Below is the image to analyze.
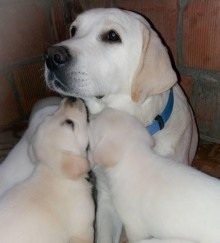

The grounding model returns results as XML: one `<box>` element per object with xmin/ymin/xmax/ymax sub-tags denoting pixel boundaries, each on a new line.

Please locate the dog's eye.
<box><xmin>64</xmin><ymin>119</ymin><xmax>75</xmax><ymax>130</ymax></box>
<box><xmin>101</xmin><ymin>30</ymin><xmax>121</xmax><ymax>43</ymax></box>
<box><xmin>70</xmin><ymin>26</ymin><xmax>77</xmax><ymax>37</ymax></box>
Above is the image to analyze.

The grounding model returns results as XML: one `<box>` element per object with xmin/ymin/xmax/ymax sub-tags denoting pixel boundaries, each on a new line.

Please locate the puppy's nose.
<box><xmin>44</xmin><ymin>46</ymin><xmax>70</xmax><ymax>71</ymax></box>
<box><xmin>66</xmin><ymin>97</ymin><xmax>77</xmax><ymax>104</ymax></box>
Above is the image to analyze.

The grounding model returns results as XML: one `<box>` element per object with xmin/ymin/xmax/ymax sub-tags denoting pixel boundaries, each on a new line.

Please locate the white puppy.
<box><xmin>44</xmin><ymin>8</ymin><xmax>198</xmax><ymax>242</ymax></box>
<box><xmin>0</xmin><ymin>97</ymin><xmax>61</xmax><ymax>196</ymax></box>
<box><xmin>0</xmin><ymin>98</ymin><xmax>94</xmax><ymax>243</ymax></box>
<box><xmin>89</xmin><ymin>108</ymin><xmax>220</xmax><ymax>243</ymax></box>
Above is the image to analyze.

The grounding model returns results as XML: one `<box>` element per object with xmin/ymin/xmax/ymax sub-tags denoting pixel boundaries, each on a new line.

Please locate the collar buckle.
<box><xmin>154</xmin><ymin>115</ymin><xmax>164</xmax><ymax>130</ymax></box>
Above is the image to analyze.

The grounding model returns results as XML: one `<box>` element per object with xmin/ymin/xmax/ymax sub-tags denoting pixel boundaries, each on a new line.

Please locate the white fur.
<box><xmin>44</xmin><ymin>8</ymin><xmax>198</xmax><ymax>243</ymax></box>
<box><xmin>0</xmin><ymin>97</ymin><xmax>62</xmax><ymax>196</ymax></box>
<box><xmin>89</xmin><ymin>108</ymin><xmax>220</xmax><ymax>243</ymax></box>
<box><xmin>0</xmin><ymin>98</ymin><xmax>94</xmax><ymax>243</ymax></box>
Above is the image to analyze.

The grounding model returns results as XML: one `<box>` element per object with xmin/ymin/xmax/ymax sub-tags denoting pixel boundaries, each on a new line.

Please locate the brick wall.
<box><xmin>0</xmin><ymin>0</ymin><xmax>68</xmax><ymax>128</ymax></box>
<box><xmin>0</xmin><ymin>0</ymin><xmax>220</xmax><ymax>143</ymax></box>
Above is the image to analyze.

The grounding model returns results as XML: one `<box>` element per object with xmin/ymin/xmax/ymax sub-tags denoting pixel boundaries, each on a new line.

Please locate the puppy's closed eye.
<box><xmin>63</xmin><ymin>119</ymin><xmax>75</xmax><ymax>130</ymax></box>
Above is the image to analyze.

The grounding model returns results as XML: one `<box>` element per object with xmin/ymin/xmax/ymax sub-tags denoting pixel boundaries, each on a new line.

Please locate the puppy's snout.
<box><xmin>61</xmin><ymin>98</ymin><xmax>86</xmax><ymax>113</ymax></box>
<box><xmin>66</xmin><ymin>97</ymin><xmax>77</xmax><ymax>103</ymax></box>
<box><xmin>65</xmin><ymin>97</ymin><xmax>77</xmax><ymax>107</ymax></box>
<box><xmin>45</xmin><ymin>46</ymin><xmax>70</xmax><ymax>71</ymax></box>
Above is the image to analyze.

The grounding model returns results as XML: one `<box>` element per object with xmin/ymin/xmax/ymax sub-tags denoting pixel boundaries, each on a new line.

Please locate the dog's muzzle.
<box><xmin>45</xmin><ymin>46</ymin><xmax>70</xmax><ymax>71</ymax></box>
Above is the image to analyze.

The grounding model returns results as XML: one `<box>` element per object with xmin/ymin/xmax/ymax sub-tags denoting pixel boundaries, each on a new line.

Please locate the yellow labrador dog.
<box><xmin>0</xmin><ymin>99</ymin><xmax>94</xmax><ymax>243</ymax></box>
<box><xmin>89</xmin><ymin>108</ymin><xmax>220</xmax><ymax>243</ymax></box>
<box><xmin>0</xmin><ymin>97</ymin><xmax>61</xmax><ymax>197</ymax></box>
<box><xmin>44</xmin><ymin>8</ymin><xmax>198</xmax><ymax>243</ymax></box>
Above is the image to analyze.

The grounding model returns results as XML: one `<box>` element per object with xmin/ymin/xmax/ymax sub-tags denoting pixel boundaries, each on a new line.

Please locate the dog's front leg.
<box><xmin>93</xmin><ymin>167</ymin><xmax>122</xmax><ymax>243</ymax></box>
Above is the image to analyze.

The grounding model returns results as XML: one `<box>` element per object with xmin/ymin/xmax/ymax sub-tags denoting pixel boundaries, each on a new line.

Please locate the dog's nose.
<box><xmin>44</xmin><ymin>46</ymin><xmax>70</xmax><ymax>71</ymax></box>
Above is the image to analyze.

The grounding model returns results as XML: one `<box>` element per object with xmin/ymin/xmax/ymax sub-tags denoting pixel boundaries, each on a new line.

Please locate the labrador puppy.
<box><xmin>44</xmin><ymin>8</ymin><xmax>198</xmax><ymax>242</ymax></box>
<box><xmin>89</xmin><ymin>108</ymin><xmax>220</xmax><ymax>243</ymax></box>
<box><xmin>0</xmin><ymin>98</ymin><xmax>94</xmax><ymax>243</ymax></box>
<box><xmin>0</xmin><ymin>97</ymin><xmax>61</xmax><ymax>197</ymax></box>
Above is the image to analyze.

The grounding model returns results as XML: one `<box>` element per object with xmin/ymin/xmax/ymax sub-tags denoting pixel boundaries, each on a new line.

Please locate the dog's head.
<box><xmin>89</xmin><ymin>108</ymin><xmax>155</xmax><ymax>168</ymax></box>
<box><xmin>44</xmin><ymin>8</ymin><xmax>176</xmax><ymax>110</ymax></box>
<box><xmin>29</xmin><ymin>98</ymin><xmax>89</xmax><ymax>179</ymax></box>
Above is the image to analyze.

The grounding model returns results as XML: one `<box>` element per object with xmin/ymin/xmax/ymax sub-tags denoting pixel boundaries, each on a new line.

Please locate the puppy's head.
<box><xmin>29</xmin><ymin>98</ymin><xmax>89</xmax><ymax>179</ymax></box>
<box><xmin>89</xmin><ymin>108</ymin><xmax>155</xmax><ymax>168</ymax></box>
<box><xmin>25</xmin><ymin>97</ymin><xmax>62</xmax><ymax>143</ymax></box>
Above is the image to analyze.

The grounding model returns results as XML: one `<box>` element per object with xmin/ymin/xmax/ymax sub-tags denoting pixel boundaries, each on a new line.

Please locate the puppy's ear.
<box><xmin>28</xmin><ymin>131</ymin><xmax>41</xmax><ymax>164</ymax></box>
<box><xmin>131</xmin><ymin>26</ymin><xmax>177</xmax><ymax>104</ymax></box>
<box><xmin>61</xmin><ymin>152</ymin><xmax>89</xmax><ymax>180</ymax></box>
<box><xmin>28</xmin><ymin>143</ymin><xmax>37</xmax><ymax>164</ymax></box>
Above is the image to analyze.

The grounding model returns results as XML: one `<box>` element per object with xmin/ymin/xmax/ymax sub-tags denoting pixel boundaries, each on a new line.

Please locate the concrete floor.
<box><xmin>192</xmin><ymin>140</ymin><xmax>220</xmax><ymax>178</ymax></box>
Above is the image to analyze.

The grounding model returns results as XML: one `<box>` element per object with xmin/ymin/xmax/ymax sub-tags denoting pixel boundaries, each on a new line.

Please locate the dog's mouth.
<box><xmin>46</xmin><ymin>70</ymin><xmax>105</xmax><ymax>100</ymax></box>
<box><xmin>54</xmin><ymin>79</ymin><xmax>69</xmax><ymax>92</ymax></box>
<box><xmin>53</xmin><ymin>81</ymin><xmax>104</xmax><ymax>100</ymax></box>
<box><xmin>96</xmin><ymin>95</ymin><xmax>104</xmax><ymax>99</ymax></box>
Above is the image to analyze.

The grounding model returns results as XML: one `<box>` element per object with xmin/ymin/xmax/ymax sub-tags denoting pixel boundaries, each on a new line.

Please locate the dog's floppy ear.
<box><xmin>131</xmin><ymin>25</ymin><xmax>177</xmax><ymax>104</ymax></box>
<box><xmin>61</xmin><ymin>152</ymin><xmax>89</xmax><ymax>180</ymax></box>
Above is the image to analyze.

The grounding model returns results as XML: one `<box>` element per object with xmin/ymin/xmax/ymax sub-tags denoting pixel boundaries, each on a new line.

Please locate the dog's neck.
<box><xmin>85</xmin><ymin>91</ymin><xmax>170</xmax><ymax>126</ymax></box>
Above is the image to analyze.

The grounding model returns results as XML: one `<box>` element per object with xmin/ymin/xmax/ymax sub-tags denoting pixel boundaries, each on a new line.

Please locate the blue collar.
<box><xmin>146</xmin><ymin>88</ymin><xmax>174</xmax><ymax>135</ymax></box>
